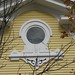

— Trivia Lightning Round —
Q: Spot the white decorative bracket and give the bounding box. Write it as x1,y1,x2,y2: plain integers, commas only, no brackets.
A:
9,19,63,69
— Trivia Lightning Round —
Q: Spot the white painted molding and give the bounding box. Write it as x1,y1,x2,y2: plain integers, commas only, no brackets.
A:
9,19,63,69
19,19,52,44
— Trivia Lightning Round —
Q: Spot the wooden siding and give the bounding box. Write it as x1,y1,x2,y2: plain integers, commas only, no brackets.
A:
0,10,75,75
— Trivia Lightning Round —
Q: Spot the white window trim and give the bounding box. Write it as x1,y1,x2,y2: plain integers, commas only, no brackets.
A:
9,19,63,69
19,19,52,45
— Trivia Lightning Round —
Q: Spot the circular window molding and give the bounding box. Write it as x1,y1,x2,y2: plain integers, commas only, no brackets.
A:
19,19,52,45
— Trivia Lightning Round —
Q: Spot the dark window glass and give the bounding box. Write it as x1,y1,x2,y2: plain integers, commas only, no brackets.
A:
27,27,45,44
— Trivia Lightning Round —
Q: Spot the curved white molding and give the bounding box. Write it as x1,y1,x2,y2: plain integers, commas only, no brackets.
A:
19,19,52,44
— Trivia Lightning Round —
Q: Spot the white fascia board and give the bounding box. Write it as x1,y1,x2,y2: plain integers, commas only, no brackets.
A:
46,0,66,8
36,0,67,13
0,0,67,13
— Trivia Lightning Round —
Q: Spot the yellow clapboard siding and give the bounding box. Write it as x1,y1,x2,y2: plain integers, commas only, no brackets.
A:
0,10,75,75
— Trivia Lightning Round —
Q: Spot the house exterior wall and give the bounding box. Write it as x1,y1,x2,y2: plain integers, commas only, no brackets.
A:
0,10,75,75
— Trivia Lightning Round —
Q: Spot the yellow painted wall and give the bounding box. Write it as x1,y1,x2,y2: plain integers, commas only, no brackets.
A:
0,10,75,75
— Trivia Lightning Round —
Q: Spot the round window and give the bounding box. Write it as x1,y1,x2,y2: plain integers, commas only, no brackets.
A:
27,27,45,44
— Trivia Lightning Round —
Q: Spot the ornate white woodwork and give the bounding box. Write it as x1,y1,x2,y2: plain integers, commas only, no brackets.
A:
9,19,63,69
